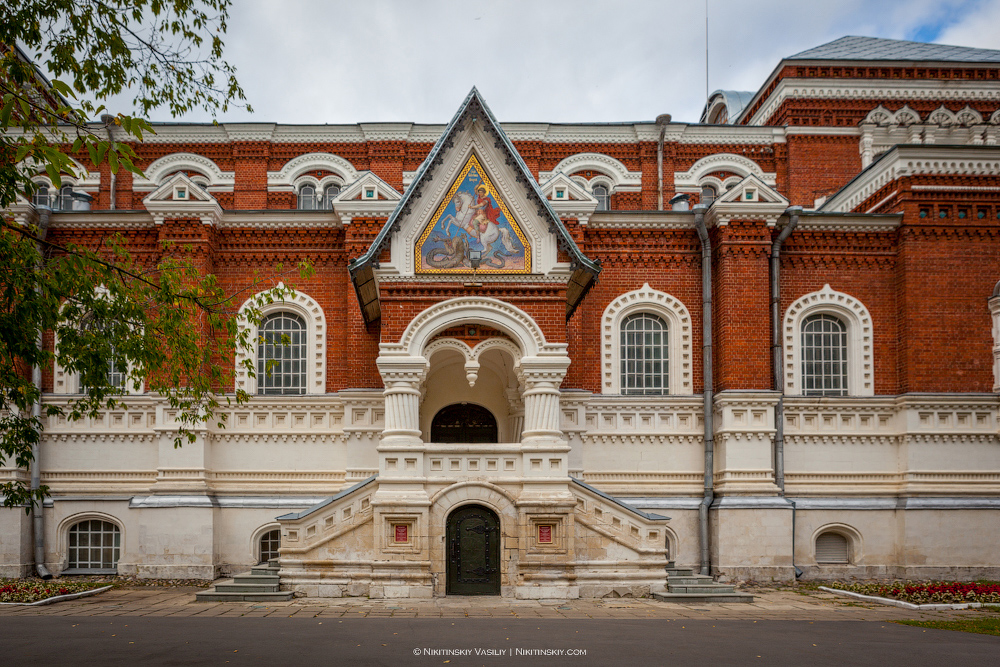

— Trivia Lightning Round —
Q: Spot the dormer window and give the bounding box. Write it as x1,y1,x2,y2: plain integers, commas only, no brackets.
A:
322,184,341,209
364,187,376,199
173,186,187,200
701,185,717,207
555,188,566,200
744,188,757,201
593,184,610,211
297,184,317,210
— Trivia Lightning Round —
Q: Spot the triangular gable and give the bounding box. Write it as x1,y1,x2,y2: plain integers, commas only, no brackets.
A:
538,172,599,221
414,154,531,274
143,172,222,226
349,88,600,324
337,171,401,202
715,174,788,205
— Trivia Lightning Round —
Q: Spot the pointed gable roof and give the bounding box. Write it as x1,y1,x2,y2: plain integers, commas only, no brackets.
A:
348,88,601,325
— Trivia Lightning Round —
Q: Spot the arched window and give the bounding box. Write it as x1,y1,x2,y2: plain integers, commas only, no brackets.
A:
297,184,317,210
801,313,848,396
593,184,610,211
259,529,281,563
257,312,307,395
815,532,850,564
322,184,340,209
32,183,50,208
620,313,669,395
79,316,126,393
700,184,717,207
68,519,121,571
431,403,498,443
57,184,75,211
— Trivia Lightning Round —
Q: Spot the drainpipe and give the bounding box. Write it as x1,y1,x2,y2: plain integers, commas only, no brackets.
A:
31,206,54,580
101,114,116,210
655,114,672,211
770,205,803,579
693,203,714,577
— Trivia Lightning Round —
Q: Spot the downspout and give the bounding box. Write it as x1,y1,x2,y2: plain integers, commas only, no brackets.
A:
655,114,671,210
770,204,803,578
32,206,53,580
693,204,714,576
101,114,116,210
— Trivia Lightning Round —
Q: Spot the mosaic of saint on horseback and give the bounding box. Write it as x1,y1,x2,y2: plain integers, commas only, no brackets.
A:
415,155,531,274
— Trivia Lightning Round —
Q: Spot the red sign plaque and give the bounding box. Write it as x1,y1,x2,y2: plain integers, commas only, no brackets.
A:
394,524,408,543
538,525,552,543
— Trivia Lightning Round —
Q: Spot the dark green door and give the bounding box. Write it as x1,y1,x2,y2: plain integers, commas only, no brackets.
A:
446,505,501,595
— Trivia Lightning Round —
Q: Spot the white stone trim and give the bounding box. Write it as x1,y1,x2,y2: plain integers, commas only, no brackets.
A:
384,297,557,359
990,286,1000,393
601,284,693,395
673,153,777,189
538,153,642,191
424,337,523,388
236,288,327,395
783,285,873,397
135,152,234,189
57,511,125,569
250,522,281,563
267,153,361,189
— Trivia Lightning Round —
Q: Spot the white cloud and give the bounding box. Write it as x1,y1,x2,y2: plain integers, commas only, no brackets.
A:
92,0,1000,125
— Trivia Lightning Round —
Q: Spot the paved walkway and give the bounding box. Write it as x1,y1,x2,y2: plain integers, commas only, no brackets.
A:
2,584,998,622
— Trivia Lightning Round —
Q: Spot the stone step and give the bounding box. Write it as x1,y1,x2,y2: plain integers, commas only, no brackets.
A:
667,585,738,594
233,574,280,585
667,575,715,585
652,591,755,604
665,568,695,577
195,590,294,603
251,566,279,576
213,583,282,594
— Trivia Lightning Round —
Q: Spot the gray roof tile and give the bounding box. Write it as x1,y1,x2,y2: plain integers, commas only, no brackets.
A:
788,35,1000,63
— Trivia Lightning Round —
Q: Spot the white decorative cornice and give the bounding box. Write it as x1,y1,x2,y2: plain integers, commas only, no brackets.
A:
678,125,785,145
586,211,695,230
224,123,276,142
794,213,901,232
821,145,1000,212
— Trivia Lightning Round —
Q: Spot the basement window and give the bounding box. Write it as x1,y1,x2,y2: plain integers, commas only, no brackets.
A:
815,532,850,564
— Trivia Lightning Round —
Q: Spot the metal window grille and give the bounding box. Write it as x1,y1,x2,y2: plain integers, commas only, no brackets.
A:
68,520,121,570
32,184,49,207
815,532,849,564
593,185,610,211
259,529,281,563
323,185,340,209
257,313,307,395
297,185,317,210
801,313,848,396
621,313,668,395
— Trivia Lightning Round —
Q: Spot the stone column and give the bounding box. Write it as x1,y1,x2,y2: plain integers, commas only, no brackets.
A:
377,356,428,446
517,356,570,441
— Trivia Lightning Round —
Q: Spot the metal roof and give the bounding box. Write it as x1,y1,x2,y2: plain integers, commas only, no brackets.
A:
700,90,755,124
788,35,1000,63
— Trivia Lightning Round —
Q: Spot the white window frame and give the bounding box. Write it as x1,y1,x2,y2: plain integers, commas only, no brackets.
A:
236,288,326,395
783,284,874,397
51,300,144,396
256,311,308,395
601,284,693,395
59,513,124,573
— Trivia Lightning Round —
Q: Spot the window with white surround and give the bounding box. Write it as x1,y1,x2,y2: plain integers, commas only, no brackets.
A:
322,184,341,209
257,312,307,395
68,519,121,571
783,285,874,397
592,183,610,211
297,184,316,210
235,288,327,396
601,284,692,395
620,313,669,395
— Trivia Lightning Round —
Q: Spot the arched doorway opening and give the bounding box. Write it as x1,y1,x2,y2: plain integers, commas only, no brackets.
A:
431,403,498,443
446,504,501,595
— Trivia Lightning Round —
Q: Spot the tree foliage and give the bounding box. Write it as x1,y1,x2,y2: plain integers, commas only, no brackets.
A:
0,2,295,510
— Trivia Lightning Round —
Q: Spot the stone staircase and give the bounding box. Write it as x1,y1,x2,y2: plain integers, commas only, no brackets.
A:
651,562,754,603
195,561,295,602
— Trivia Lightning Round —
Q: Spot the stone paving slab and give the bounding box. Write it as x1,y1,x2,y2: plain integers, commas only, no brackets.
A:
2,585,999,623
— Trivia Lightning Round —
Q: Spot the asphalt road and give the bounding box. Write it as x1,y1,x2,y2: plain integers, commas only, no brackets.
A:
3,618,997,666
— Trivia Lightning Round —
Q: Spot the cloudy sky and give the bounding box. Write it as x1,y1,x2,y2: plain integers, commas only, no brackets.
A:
101,0,1000,125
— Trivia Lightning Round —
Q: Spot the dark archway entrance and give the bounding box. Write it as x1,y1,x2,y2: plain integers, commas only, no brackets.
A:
431,403,498,443
446,504,501,595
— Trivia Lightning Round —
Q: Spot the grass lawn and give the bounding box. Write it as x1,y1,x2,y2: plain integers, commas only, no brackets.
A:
0,578,107,604
894,617,1000,636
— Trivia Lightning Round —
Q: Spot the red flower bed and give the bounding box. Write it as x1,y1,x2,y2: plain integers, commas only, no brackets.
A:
0,579,104,603
830,581,1000,605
